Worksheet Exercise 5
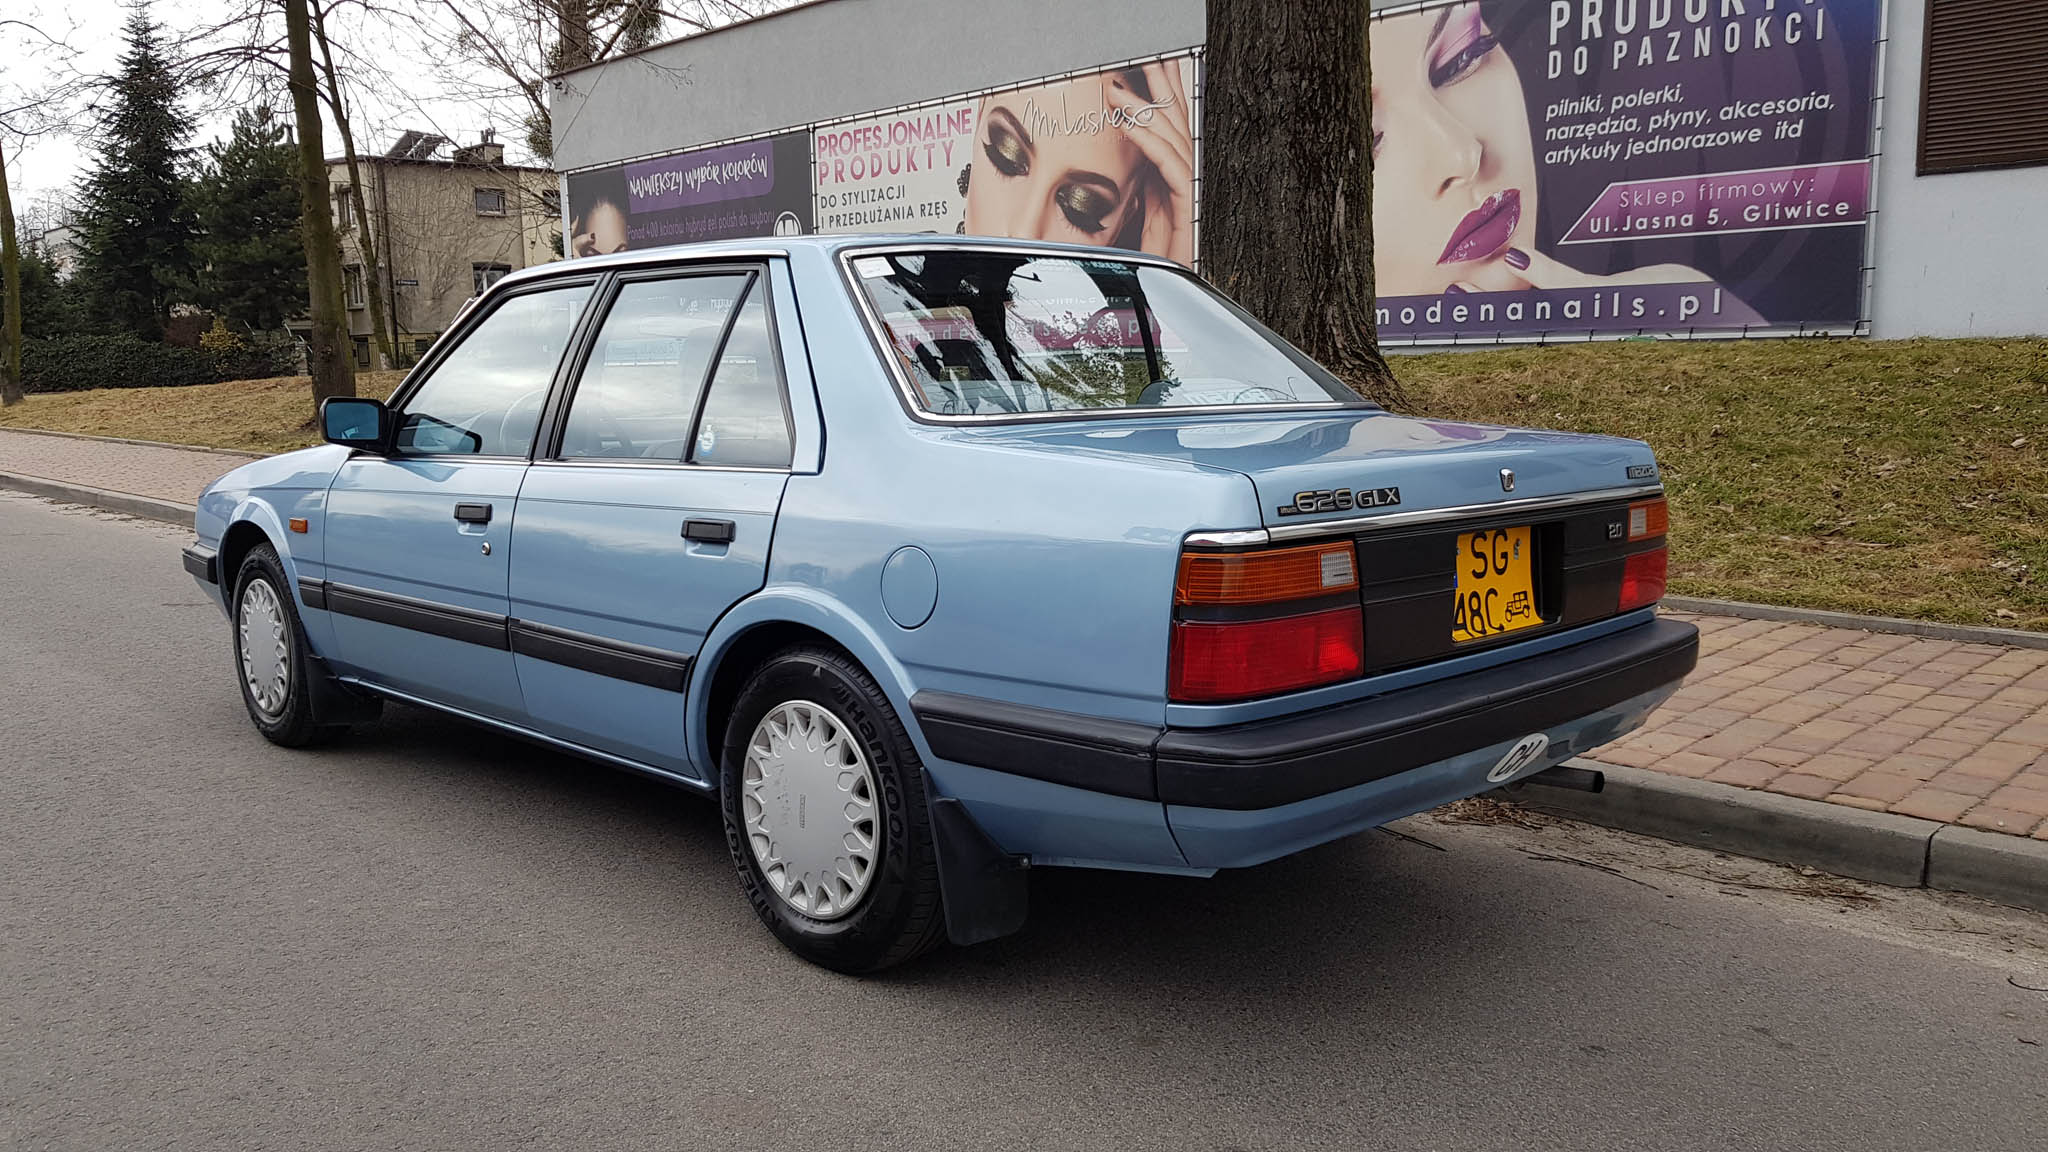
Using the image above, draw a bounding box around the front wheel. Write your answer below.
[231,543,337,748]
[719,647,946,973]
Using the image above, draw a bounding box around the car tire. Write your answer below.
[230,543,338,748]
[719,646,946,973]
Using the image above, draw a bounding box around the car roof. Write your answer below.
[494,233,1180,295]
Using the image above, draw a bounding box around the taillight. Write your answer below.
[1170,540,1364,702]
[1627,498,1668,541]
[1169,608,1364,703]
[1619,548,1668,612]
[1175,541,1357,604]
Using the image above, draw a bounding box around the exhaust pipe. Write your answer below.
[1520,765,1604,793]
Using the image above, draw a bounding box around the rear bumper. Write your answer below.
[912,617,1698,866]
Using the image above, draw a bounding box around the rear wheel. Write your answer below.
[231,543,338,748]
[719,646,945,972]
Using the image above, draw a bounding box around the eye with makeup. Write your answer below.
[1427,4,1499,87]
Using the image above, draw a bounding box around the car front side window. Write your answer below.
[395,282,594,457]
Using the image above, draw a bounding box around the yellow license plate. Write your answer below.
[1453,525,1540,643]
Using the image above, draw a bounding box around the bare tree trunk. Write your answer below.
[285,0,354,408]
[1202,0,1405,408]
[312,1,393,370]
[0,135,22,407]
[556,0,593,72]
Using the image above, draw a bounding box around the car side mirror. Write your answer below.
[320,397,391,453]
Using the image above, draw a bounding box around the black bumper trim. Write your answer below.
[910,618,1698,811]
[911,690,1162,801]
[326,582,512,650]
[297,578,328,610]
[181,543,218,584]
[509,618,692,693]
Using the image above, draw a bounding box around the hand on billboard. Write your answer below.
[1108,61,1195,266]
[1447,247,1713,293]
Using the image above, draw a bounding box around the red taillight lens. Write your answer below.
[1619,547,1669,612]
[1168,607,1364,703]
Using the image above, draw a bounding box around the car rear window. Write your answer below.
[848,250,1366,418]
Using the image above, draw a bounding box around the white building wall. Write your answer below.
[548,0,1206,173]
[1867,0,2048,338]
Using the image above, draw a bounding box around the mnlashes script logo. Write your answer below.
[1022,90,1178,141]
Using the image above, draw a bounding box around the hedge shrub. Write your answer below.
[22,334,223,393]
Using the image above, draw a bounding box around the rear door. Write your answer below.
[322,278,596,720]
[507,263,800,777]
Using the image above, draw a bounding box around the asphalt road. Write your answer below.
[5,490,2047,1152]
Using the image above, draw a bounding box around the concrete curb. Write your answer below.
[1928,827,2048,916]
[1508,759,2048,914]
[1506,760,1938,889]
[0,471,196,528]
[1663,596,2048,650]
[0,426,263,459]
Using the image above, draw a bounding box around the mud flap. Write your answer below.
[307,656,384,725]
[927,791,1030,946]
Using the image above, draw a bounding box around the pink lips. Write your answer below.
[1438,188,1522,266]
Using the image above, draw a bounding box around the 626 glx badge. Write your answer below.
[1278,486,1401,517]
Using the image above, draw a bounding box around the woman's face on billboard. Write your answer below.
[965,76,1149,248]
[1370,2,1539,295]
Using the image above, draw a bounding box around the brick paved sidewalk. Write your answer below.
[5,425,2046,840]
[0,428,249,507]
[1603,613,2048,839]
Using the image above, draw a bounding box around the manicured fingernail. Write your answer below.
[1444,284,1469,295]
[1505,248,1530,270]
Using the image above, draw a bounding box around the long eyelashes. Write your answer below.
[984,122,1029,178]
[1428,31,1498,87]
[1055,183,1114,234]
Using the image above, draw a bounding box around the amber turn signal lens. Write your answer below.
[1175,542,1359,605]
[288,518,309,533]
[1627,498,1668,542]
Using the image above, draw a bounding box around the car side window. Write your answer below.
[691,280,792,469]
[559,274,752,460]
[395,282,593,457]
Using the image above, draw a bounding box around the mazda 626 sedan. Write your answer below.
[182,235,1698,971]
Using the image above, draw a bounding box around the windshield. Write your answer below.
[848,250,1367,417]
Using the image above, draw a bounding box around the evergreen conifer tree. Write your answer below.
[75,6,195,340]
[190,107,306,332]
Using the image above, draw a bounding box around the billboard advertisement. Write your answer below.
[564,130,812,256]
[813,56,1198,265]
[1369,0,1878,341]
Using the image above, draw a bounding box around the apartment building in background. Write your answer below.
[330,131,559,368]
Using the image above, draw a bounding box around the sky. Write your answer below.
[2,0,555,224]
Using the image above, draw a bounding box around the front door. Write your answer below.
[508,267,795,776]
[322,279,596,720]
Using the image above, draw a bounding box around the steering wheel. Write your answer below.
[497,388,550,454]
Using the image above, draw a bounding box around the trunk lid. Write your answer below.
[954,410,1657,527]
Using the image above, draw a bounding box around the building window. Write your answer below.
[414,337,435,358]
[352,336,371,368]
[472,262,512,294]
[343,264,366,309]
[334,185,354,231]
[474,187,507,216]
[1919,1,2048,174]
[541,189,562,217]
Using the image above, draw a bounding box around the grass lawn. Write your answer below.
[3,339,2043,631]
[0,372,408,457]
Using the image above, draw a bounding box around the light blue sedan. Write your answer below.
[183,236,1697,971]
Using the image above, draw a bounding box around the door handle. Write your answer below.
[683,519,735,544]
[454,502,493,525]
